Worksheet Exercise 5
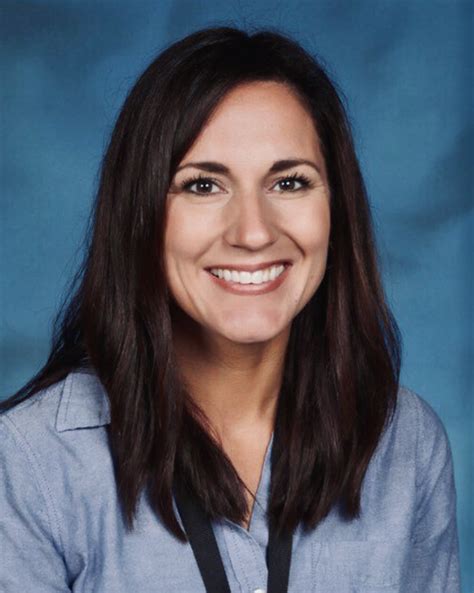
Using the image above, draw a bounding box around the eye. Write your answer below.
[272,172,313,193]
[180,174,222,195]
[177,171,314,196]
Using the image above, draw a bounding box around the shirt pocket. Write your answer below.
[315,539,408,591]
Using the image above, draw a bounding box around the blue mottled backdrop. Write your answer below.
[1,1,472,590]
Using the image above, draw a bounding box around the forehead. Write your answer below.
[183,81,322,164]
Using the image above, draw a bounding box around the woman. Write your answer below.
[0,26,461,592]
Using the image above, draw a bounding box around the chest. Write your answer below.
[221,437,271,529]
[65,491,414,593]
[58,428,418,592]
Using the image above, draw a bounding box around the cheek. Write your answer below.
[286,199,331,255]
[289,201,331,303]
[164,201,216,263]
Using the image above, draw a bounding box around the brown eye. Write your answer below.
[181,175,221,195]
[273,173,313,193]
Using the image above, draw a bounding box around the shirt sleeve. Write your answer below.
[0,415,72,593]
[403,395,462,593]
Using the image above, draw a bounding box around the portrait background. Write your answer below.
[1,1,472,590]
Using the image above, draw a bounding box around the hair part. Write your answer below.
[1,25,402,541]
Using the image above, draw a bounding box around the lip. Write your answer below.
[205,259,292,273]
[205,262,292,296]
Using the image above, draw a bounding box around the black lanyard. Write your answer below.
[173,435,293,593]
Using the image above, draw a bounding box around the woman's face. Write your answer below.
[165,80,330,345]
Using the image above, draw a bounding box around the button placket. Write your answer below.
[215,432,274,592]
[223,521,268,592]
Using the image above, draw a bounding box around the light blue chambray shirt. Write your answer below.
[0,371,461,593]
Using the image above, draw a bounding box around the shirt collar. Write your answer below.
[54,373,276,488]
[56,371,111,432]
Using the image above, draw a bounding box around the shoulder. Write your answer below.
[0,370,110,437]
[396,385,452,450]
[0,370,113,507]
[378,385,455,486]
[0,372,120,578]
[391,385,448,436]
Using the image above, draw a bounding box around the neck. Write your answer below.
[171,313,290,440]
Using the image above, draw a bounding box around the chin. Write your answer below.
[213,320,289,345]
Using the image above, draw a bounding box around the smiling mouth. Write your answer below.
[208,263,289,285]
[205,263,292,295]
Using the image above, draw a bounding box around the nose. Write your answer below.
[223,190,278,251]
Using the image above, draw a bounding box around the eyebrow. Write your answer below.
[175,158,322,176]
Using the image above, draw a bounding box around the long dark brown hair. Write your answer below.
[1,26,402,542]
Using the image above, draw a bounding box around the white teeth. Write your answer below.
[210,264,286,285]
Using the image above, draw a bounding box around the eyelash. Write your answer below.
[179,172,314,195]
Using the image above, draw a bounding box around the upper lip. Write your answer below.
[205,259,292,272]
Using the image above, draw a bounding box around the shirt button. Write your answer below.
[253,589,266,593]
